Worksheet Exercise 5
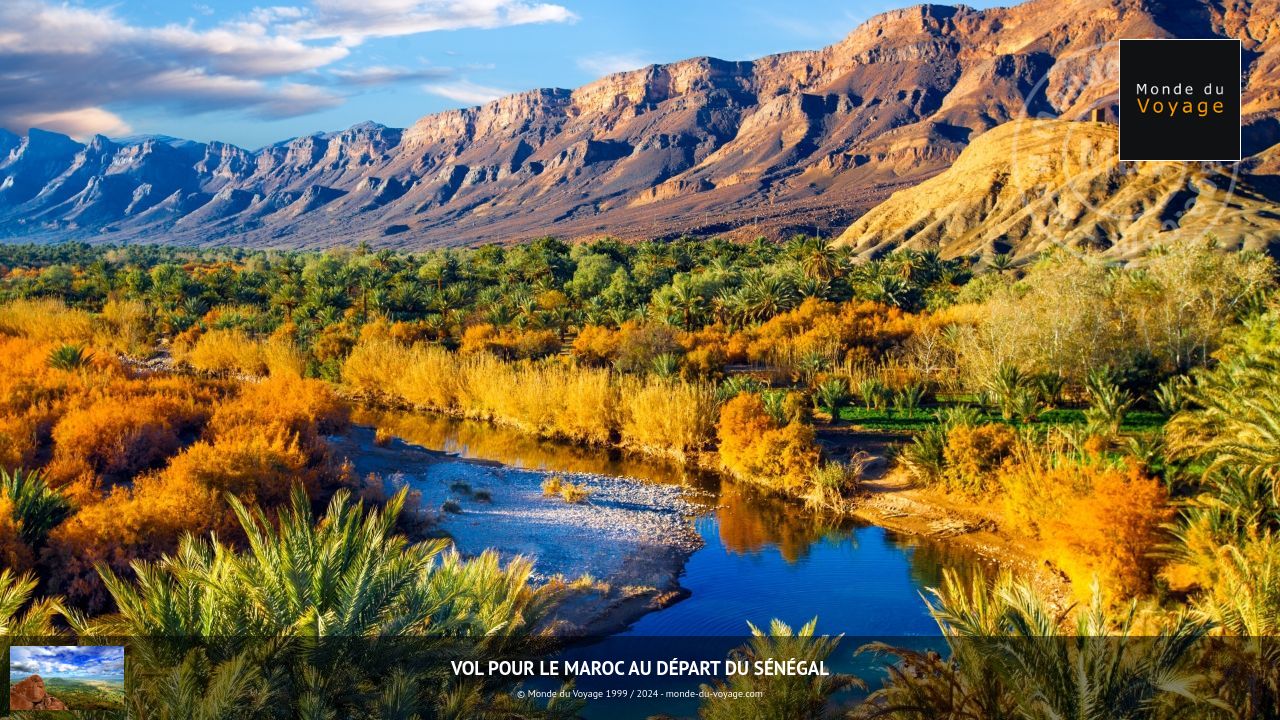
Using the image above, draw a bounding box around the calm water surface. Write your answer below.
[357,410,986,717]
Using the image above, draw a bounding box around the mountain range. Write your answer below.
[1,0,1278,253]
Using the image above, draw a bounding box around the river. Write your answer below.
[351,409,986,717]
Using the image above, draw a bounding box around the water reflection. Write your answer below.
[353,408,979,579]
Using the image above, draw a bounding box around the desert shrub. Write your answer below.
[97,299,151,355]
[571,325,621,366]
[620,378,717,458]
[460,323,559,360]
[613,321,681,374]
[0,298,94,343]
[717,393,820,493]
[160,431,314,512]
[541,476,564,497]
[0,496,33,571]
[559,481,592,504]
[1043,463,1173,600]
[209,376,349,453]
[0,409,44,471]
[806,455,868,513]
[180,328,266,376]
[48,395,186,486]
[344,335,714,457]
[45,472,217,612]
[260,335,307,378]
[941,423,1019,494]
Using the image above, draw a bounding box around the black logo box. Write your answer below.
[1119,38,1241,162]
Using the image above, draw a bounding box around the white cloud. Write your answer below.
[331,64,455,86]
[283,0,578,45]
[576,52,653,77]
[0,0,575,137]
[424,79,509,105]
[7,108,133,139]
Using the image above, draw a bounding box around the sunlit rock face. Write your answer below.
[1,0,1276,249]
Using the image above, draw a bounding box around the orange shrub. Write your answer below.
[45,475,217,612]
[1043,463,1173,600]
[572,325,621,366]
[942,423,1018,493]
[178,327,265,375]
[717,393,820,493]
[0,410,43,471]
[461,323,560,360]
[460,323,501,355]
[209,376,349,450]
[47,396,185,486]
[161,430,313,511]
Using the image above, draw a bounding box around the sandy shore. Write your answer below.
[328,426,705,636]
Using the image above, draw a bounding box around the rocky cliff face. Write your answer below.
[834,119,1280,259]
[9,675,67,711]
[1,0,1277,249]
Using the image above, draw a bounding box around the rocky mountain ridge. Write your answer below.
[1,0,1278,249]
[835,119,1280,258]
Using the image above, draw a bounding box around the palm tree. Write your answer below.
[0,468,71,547]
[1167,347,1280,501]
[797,236,841,283]
[813,377,849,423]
[857,571,1214,720]
[701,618,860,720]
[988,252,1015,274]
[87,487,567,719]
[47,343,93,371]
[0,568,63,638]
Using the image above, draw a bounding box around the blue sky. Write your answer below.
[10,646,125,681]
[0,0,1005,148]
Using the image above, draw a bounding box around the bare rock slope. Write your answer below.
[835,119,1280,259]
[1,0,1278,248]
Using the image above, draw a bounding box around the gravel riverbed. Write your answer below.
[329,426,705,609]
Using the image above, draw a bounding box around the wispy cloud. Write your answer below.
[423,79,510,105]
[576,52,653,77]
[330,64,456,86]
[283,0,578,45]
[10,646,125,680]
[0,0,575,138]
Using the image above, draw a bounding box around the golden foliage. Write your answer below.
[460,323,560,360]
[0,299,94,343]
[618,378,718,458]
[178,328,305,378]
[1043,463,1173,600]
[571,325,620,366]
[343,335,718,455]
[941,423,1018,493]
[47,396,187,486]
[717,393,820,493]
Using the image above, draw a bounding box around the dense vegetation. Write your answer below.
[0,235,1277,717]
